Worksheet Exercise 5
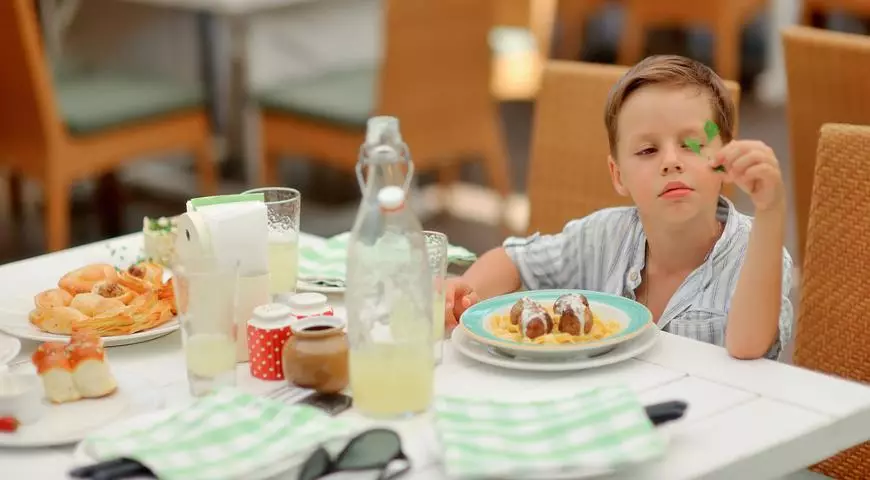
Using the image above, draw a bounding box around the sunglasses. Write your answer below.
[299,428,410,480]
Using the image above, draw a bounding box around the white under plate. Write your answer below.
[451,325,659,372]
[0,375,164,448]
[0,332,21,366]
[0,295,179,347]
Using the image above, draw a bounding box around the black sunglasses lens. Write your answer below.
[299,448,331,480]
[335,430,402,470]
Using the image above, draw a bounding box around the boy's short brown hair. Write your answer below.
[604,55,736,156]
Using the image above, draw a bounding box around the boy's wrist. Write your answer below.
[754,197,787,219]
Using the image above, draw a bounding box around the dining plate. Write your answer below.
[451,324,658,372]
[459,289,655,360]
[0,375,164,448]
[0,294,179,347]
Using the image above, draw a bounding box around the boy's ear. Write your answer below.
[608,155,630,197]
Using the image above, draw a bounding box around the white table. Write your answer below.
[3,233,870,479]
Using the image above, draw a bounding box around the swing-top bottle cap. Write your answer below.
[365,116,403,146]
[377,186,406,211]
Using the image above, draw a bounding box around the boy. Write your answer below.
[445,55,793,360]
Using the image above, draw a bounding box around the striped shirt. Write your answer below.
[503,196,794,360]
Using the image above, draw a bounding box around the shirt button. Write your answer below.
[630,271,638,281]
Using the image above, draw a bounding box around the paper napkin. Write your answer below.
[433,386,667,479]
[299,232,477,288]
[83,388,362,480]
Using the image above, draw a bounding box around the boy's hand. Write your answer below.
[444,278,479,333]
[712,140,785,213]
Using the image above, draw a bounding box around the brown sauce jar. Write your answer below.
[282,315,349,394]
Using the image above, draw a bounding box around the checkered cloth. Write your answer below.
[84,388,362,480]
[299,232,477,288]
[433,386,667,478]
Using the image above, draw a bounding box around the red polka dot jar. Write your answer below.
[247,303,295,381]
[287,292,334,320]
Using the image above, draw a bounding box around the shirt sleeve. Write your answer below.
[502,217,588,291]
[764,248,795,360]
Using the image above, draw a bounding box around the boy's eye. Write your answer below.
[636,147,657,156]
[682,142,705,151]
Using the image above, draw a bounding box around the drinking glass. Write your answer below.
[243,187,301,304]
[424,231,448,365]
[173,263,239,397]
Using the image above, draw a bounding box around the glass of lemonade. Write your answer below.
[424,231,448,364]
[243,187,301,304]
[173,263,239,397]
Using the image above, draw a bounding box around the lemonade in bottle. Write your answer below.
[345,117,434,418]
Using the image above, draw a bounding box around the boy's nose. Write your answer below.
[660,145,684,174]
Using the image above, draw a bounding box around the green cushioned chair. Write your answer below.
[55,69,204,135]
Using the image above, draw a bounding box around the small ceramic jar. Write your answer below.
[282,315,348,394]
[287,293,334,320]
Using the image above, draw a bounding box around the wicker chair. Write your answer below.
[800,0,870,27]
[553,0,611,60]
[526,60,740,235]
[617,0,768,81]
[258,0,511,201]
[793,123,870,479]
[0,0,217,251]
[782,26,870,259]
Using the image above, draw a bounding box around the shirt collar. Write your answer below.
[628,195,736,289]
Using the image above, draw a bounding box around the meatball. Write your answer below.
[554,293,593,335]
[520,306,553,339]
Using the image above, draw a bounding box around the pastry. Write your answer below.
[28,307,89,335]
[31,343,80,404]
[118,262,164,294]
[91,281,136,304]
[554,293,594,336]
[58,264,118,295]
[31,332,117,403]
[29,262,177,337]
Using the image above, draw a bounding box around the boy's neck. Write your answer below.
[642,214,722,275]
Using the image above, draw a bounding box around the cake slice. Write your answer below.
[68,330,117,399]
[31,342,80,404]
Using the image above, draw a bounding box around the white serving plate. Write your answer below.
[0,375,164,448]
[451,325,659,372]
[0,294,178,347]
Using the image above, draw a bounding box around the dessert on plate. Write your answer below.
[31,330,117,404]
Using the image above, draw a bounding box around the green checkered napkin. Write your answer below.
[299,232,477,288]
[84,388,362,480]
[433,386,666,479]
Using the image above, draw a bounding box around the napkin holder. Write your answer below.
[176,197,271,363]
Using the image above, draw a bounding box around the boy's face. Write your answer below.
[608,84,723,225]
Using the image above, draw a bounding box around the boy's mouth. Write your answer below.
[659,181,694,198]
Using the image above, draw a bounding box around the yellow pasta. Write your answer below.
[489,306,622,345]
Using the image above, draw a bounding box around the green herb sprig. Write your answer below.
[686,120,725,172]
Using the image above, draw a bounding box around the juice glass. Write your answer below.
[424,231,448,364]
[243,187,301,304]
[173,263,239,397]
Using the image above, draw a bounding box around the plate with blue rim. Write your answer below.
[459,289,655,361]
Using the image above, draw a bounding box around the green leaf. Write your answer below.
[685,138,702,155]
[704,120,720,143]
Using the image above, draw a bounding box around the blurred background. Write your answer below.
[1,0,868,265]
